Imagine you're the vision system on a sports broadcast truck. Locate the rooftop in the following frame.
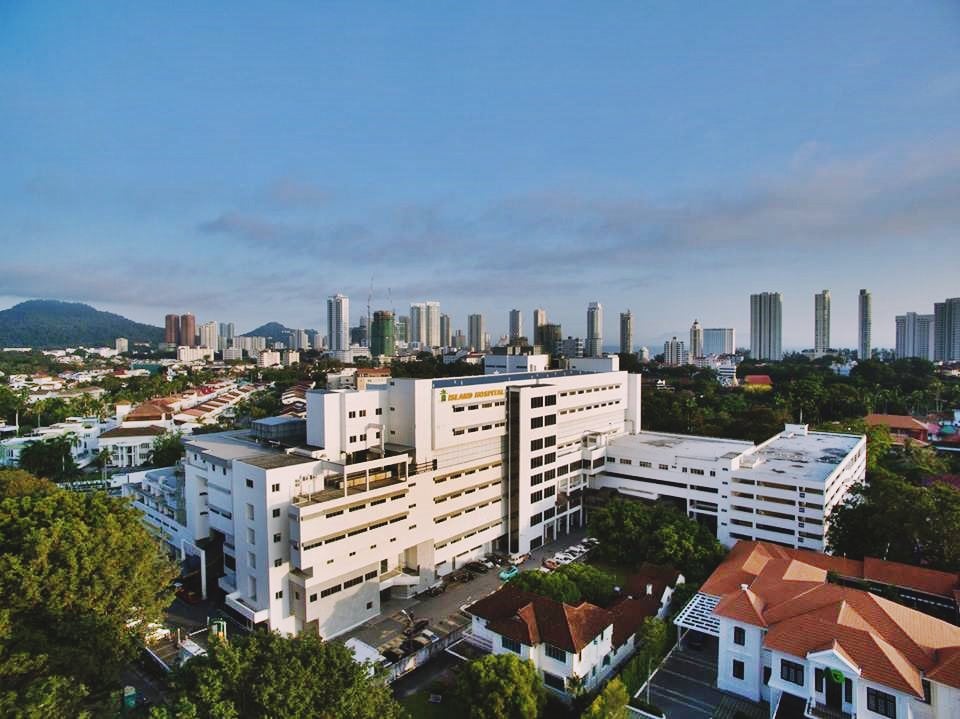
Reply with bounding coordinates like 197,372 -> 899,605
608,431 -> 754,462
744,428 -> 863,485
100,425 -> 167,438
184,431 -> 311,469
432,369 -> 593,389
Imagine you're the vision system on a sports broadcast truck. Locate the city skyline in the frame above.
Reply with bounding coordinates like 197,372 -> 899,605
3,3 -> 960,348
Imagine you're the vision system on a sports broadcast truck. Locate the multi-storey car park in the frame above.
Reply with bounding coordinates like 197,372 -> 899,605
177,368 -> 863,640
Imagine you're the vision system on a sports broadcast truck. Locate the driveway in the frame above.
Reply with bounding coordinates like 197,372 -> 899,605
645,636 -> 723,719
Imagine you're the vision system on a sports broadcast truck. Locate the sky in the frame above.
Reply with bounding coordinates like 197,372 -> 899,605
2,1 -> 959,351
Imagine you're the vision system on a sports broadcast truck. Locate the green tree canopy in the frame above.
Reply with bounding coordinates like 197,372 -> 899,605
0,479 -> 177,716
582,677 -> 630,719
0,468 -> 55,498
158,631 -> 401,719
147,431 -> 185,467
17,435 -> 79,482
454,653 -> 546,719
509,563 -> 618,606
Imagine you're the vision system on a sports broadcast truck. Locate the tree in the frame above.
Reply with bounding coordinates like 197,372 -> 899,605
582,677 -> 630,719
0,485 -> 178,704
17,435 -> 79,482
619,618 -> 670,698
158,631 -> 401,719
147,431 -> 185,467
454,653 -> 545,719
509,569 -> 581,604
0,468 -> 55,498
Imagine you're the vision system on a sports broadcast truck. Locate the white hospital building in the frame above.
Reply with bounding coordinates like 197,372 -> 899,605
178,368 -> 864,639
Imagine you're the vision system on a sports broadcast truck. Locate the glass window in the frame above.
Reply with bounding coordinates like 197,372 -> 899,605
815,669 -> 824,692
781,659 -> 804,685
867,688 -> 896,718
501,636 -> 521,653
545,644 -> 566,662
543,672 -> 565,691
733,626 -> 745,646
733,660 -> 744,680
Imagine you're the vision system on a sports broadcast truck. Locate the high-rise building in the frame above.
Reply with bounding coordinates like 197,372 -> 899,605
814,290 -> 831,355
533,308 -> 547,345
179,313 -> 197,348
115,337 -> 128,354
165,314 -> 180,345
199,321 -> 219,350
934,298 -> 960,362
370,311 -> 396,358
586,302 -> 603,357
541,324 -> 562,357
749,293 -> 782,361
439,314 -> 452,348
703,328 -> 735,355
508,309 -> 523,342
560,336 -> 584,358
663,337 -> 688,366
895,312 -> 935,360
453,330 -> 467,349
395,315 -> 409,345
858,289 -> 872,360
424,301 -> 440,348
619,311 -> 633,355
297,329 -> 309,351
409,303 -> 425,346
689,319 -> 703,359
219,322 -> 236,350
327,294 -> 349,353
468,314 -> 486,352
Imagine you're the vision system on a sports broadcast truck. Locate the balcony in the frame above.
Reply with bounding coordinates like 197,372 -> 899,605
291,453 -> 411,509
225,591 -> 269,623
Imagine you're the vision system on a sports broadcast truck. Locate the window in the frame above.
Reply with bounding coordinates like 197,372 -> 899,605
245,478 -> 254,488
245,503 -> 255,520
359,409 -> 366,417
247,551 -> 256,569
544,485 -> 555,498
544,395 -> 556,406
309,593 -> 317,602
531,490 -> 543,503
531,438 -> 544,451
543,672 -> 565,691
544,414 -> 556,426
531,456 -> 543,469
781,659 -> 804,685
815,669 -> 824,692
348,411 -> 356,418
659,464 -> 669,470
763,667 -> 771,686
531,396 -> 544,408
271,483 -> 280,493
922,679 -> 931,704
501,636 -> 521,653
531,417 -> 543,429
545,644 -> 566,662
273,533 -> 281,543
867,688 -> 896,718
246,528 -> 256,544
733,660 -> 744,680
845,678 -> 853,703
376,407 -> 382,415
733,626 -> 745,646
274,590 -> 283,599
272,508 -> 280,518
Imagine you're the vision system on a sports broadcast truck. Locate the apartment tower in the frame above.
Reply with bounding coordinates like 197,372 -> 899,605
327,294 -> 350,353
814,290 -> 831,355
858,289 -> 871,360
619,311 -> 633,355
586,302 -> 603,357
750,293 -> 782,361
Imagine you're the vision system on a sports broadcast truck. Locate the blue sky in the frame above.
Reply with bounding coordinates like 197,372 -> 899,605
2,1 -> 959,350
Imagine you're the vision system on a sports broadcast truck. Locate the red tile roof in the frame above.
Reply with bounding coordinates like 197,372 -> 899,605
864,414 -> 929,432
100,425 -> 167,438
466,584 -> 613,653
743,374 -> 773,385
704,541 -> 960,695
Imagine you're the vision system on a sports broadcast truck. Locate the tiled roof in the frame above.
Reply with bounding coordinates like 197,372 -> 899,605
703,540 -> 960,695
100,425 -> 167,438
743,374 -> 772,385
125,401 -> 173,421
609,595 -> 660,648
466,584 -> 613,653
864,414 -> 929,432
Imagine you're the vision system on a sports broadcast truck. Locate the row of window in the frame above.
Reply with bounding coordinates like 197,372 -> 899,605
530,485 -> 556,504
530,452 -> 556,469
434,518 -> 502,551
530,415 -> 557,429
434,497 -> 501,524
452,420 -> 507,436
433,461 -> 503,484
530,435 -> 557,451
558,399 -> 621,416
315,570 -> 379,599
313,492 -> 406,521
558,383 -> 621,397
452,400 -> 507,413
300,512 -> 408,551
530,395 -> 557,408
347,408 -> 382,418
434,479 -> 502,504
530,506 -> 556,526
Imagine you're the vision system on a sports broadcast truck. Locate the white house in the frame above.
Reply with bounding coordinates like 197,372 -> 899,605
674,541 -> 960,719
99,425 -> 167,468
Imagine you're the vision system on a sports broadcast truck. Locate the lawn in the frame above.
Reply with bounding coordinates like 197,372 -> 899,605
399,690 -> 448,719
584,557 -> 632,588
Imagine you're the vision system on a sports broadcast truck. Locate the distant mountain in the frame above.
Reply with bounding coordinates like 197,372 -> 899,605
0,300 -> 164,348
242,322 -> 319,344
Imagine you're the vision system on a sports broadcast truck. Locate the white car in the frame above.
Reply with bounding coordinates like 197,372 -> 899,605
554,553 -> 575,564
567,544 -> 587,555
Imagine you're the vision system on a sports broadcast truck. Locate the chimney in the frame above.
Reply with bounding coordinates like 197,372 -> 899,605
646,583 -> 654,596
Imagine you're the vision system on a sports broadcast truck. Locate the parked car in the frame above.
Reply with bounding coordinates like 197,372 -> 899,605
424,582 -> 446,597
480,558 -> 497,570
499,565 -> 520,581
567,544 -> 587,555
542,558 -> 560,570
508,553 -> 530,565
485,553 -> 506,566
465,561 -> 489,574
583,537 -> 600,547
553,553 -> 575,564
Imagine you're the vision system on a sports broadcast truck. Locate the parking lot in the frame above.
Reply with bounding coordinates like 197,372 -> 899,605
645,634 -> 722,719
341,530 -> 593,664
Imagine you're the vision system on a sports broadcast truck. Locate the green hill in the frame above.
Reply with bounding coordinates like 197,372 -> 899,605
0,300 -> 164,348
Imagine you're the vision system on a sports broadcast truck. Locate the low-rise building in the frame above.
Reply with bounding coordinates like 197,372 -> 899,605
121,466 -> 194,553
865,413 -> 930,447
99,425 -> 167,468
675,541 -> 960,719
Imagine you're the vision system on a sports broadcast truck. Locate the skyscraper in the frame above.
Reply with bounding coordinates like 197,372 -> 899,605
703,328 -> 735,355
219,322 -> 235,350
164,314 -> 180,345
179,313 -> 196,348
409,303 -> 425,345
424,301 -> 440,347
371,310 -> 396,358
199,321 -> 219,350
533,308 -> 547,345
396,315 -> 410,344
750,292 -> 782,361
689,319 -> 703,359
327,294 -> 349,352
895,312 -> 935,360
858,289 -> 872,360
468,314 -> 486,352
439,314 -> 452,348
663,337 -> 688,366
619,311 -> 633,355
509,309 -> 523,342
541,324 -> 562,357
586,302 -> 603,357
934,298 -> 960,362
814,290 -> 831,355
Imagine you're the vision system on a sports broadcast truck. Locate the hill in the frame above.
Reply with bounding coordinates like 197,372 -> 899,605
0,300 -> 164,348
242,322 -> 319,344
